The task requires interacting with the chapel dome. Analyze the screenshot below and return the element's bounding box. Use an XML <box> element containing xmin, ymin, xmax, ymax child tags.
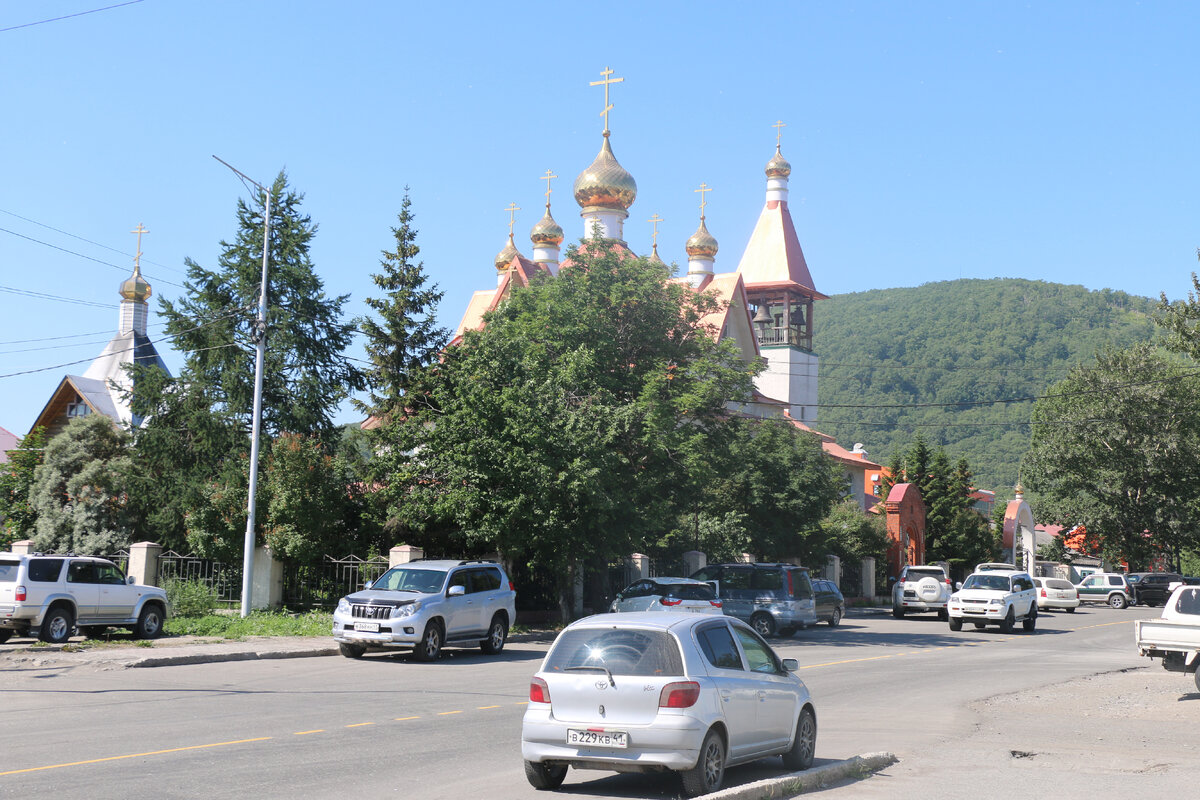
<box><xmin>530</xmin><ymin>209</ymin><xmax>564</xmax><ymax>247</ymax></box>
<box><xmin>494</xmin><ymin>234</ymin><xmax>520</xmax><ymax>271</ymax></box>
<box><xmin>685</xmin><ymin>219</ymin><xmax>719</xmax><ymax>258</ymax></box>
<box><xmin>119</xmin><ymin>267</ymin><xmax>152</xmax><ymax>302</ymax></box>
<box><xmin>574</xmin><ymin>135</ymin><xmax>637</xmax><ymax>212</ymax></box>
<box><xmin>765</xmin><ymin>147</ymin><xmax>792</xmax><ymax>179</ymax></box>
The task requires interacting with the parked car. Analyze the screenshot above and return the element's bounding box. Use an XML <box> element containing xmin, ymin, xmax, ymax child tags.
<box><xmin>1135</xmin><ymin>584</ymin><xmax>1200</xmax><ymax>692</ymax></box>
<box><xmin>610</xmin><ymin>578</ymin><xmax>722</xmax><ymax>614</ymax></box>
<box><xmin>811</xmin><ymin>579</ymin><xmax>845</xmax><ymax>626</ymax></box>
<box><xmin>0</xmin><ymin>552</ymin><xmax>169</xmax><ymax>643</ymax></box>
<box><xmin>975</xmin><ymin>562</ymin><xmax>1019</xmax><ymax>572</ymax></box>
<box><xmin>520</xmin><ymin>611</ymin><xmax>817</xmax><ymax>796</ymax></box>
<box><xmin>947</xmin><ymin>568</ymin><xmax>1038</xmax><ymax>633</ymax></box>
<box><xmin>1031</xmin><ymin>576</ymin><xmax>1080</xmax><ymax>612</ymax></box>
<box><xmin>690</xmin><ymin>562</ymin><xmax>818</xmax><ymax>637</ymax></box>
<box><xmin>332</xmin><ymin>559</ymin><xmax>516</xmax><ymax>661</ymax></box>
<box><xmin>1075</xmin><ymin>572</ymin><xmax>1133</xmax><ymax>609</ymax></box>
<box><xmin>891</xmin><ymin>564</ymin><xmax>954</xmax><ymax>619</ymax></box>
<box><xmin>1126</xmin><ymin>572</ymin><xmax>1183</xmax><ymax>607</ymax></box>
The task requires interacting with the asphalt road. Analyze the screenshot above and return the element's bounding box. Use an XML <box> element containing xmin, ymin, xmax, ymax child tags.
<box><xmin>2</xmin><ymin>604</ymin><xmax>1189</xmax><ymax>799</ymax></box>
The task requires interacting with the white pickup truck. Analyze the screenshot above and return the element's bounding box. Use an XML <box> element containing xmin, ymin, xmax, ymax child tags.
<box><xmin>1134</xmin><ymin>583</ymin><xmax>1200</xmax><ymax>692</ymax></box>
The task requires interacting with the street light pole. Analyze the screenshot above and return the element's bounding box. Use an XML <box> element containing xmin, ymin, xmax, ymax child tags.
<box><xmin>213</xmin><ymin>155</ymin><xmax>271</xmax><ymax>618</ymax></box>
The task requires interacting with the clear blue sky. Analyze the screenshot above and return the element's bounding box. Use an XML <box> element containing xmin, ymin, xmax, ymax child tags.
<box><xmin>2</xmin><ymin>0</ymin><xmax>1198</xmax><ymax>436</ymax></box>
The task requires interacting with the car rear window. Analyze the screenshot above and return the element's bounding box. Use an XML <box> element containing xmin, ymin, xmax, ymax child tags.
<box><xmin>1176</xmin><ymin>588</ymin><xmax>1200</xmax><ymax>616</ymax></box>
<box><xmin>906</xmin><ymin>569</ymin><xmax>945</xmax><ymax>582</ymax></box>
<box><xmin>544</xmin><ymin>628</ymin><xmax>685</xmax><ymax>677</ymax></box>
<box><xmin>1044</xmin><ymin>579</ymin><xmax>1074</xmax><ymax>590</ymax></box>
<box><xmin>666</xmin><ymin>584</ymin><xmax>715</xmax><ymax>601</ymax></box>
<box><xmin>0</xmin><ymin>559</ymin><xmax>20</xmax><ymax>582</ymax></box>
<box><xmin>27</xmin><ymin>558</ymin><xmax>64</xmax><ymax>582</ymax></box>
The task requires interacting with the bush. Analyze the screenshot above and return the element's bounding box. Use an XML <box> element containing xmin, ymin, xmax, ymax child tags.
<box><xmin>165</xmin><ymin>609</ymin><xmax>331</xmax><ymax>638</ymax></box>
<box><xmin>164</xmin><ymin>579</ymin><xmax>219</xmax><ymax>618</ymax></box>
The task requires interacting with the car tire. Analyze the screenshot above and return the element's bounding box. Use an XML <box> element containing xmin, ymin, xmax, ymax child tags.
<box><xmin>339</xmin><ymin>642</ymin><xmax>366</xmax><ymax>659</ymax></box>
<box><xmin>1065</xmin><ymin>607</ymin><xmax>1076</xmax><ymax>613</ymax></box>
<box><xmin>892</xmin><ymin>607</ymin><xmax>905</xmax><ymax>619</ymax></box>
<box><xmin>680</xmin><ymin>729</ymin><xmax>726</xmax><ymax>797</ymax></box>
<box><xmin>973</xmin><ymin>622</ymin><xmax>986</xmax><ymax>629</ymax></box>
<box><xmin>781</xmin><ymin>706</ymin><xmax>817</xmax><ymax>771</ymax></box>
<box><xmin>1194</xmin><ymin>667</ymin><xmax>1200</xmax><ymax>694</ymax></box>
<box><xmin>937</xmin><ymin>608</ymin><xmax>949</xmax><ymax>621</ymax></box>
<box><xmin>413</xmin><ymin>621</ymin><xmax>443</xmax><ymax>662</ymax></box>
<box><xmin>0</xmin><ymin>630</ymin><xmax>12</xmax><ymax>644</ymax></box>
<box><xmin>81</xmin><ymin>626</ymin><xmax>109</xmax><ymax>639</ymax></box>
<box><xmin>750</xmin><ymin>613</ymin><xmax>776</xmax><ymax>638</ymax></box>
<box><xmin>133</xmin><ymin>604</ymin><xmax>164</xmax><ymax>639</ymax></box>
<box><xmin>1109</xmin><ymin>593</ymin><xmax>1128</xmax><ymax>610</ymax></box>
<box><xmin>480</xmin><ymin>614</ymin><xmax>507</xmax><ymax>655</ymax></box>
<box><xmin>40</xmin><ymin>606</ymin><xmax>74</xmax><ymax>644</ymax></box>
<box><xmin>1023</xmin><ymin>607</ymin><xmax>1037</xmax><ymax>632</ymax></box>
<box><xmin>524</xmin><ymin>760</ymin><xmax>567</xmax><ymax>790</ymax></box>
<box><xmin>828</xmin><ymin>608</ymin><xmax>842</xmax><ymax>627</ymax></box>
<box><xmin>948</xmin><ymin>617</ymin><xmax>962</xmax><ymax>631</ymax></box>
<box><xmin>778</xmin><ymin>626</ymin><xmax>797</xmax><ymax>637</ymax></box>
<box><xmin>1000</xmin><ymin>607</ymin><xmax>1015</xmax><ymax>634</ymax></box>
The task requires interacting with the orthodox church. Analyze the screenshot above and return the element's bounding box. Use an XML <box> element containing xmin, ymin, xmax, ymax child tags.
<box><xmin>452</xmin><ymin>69</ymin><xmax>881</xmax><ymax>509</ymax></box>
<box><xmin>28</xmin><ymin>224</ymin><xmax>170</xmax><ymax>438</ymax></box>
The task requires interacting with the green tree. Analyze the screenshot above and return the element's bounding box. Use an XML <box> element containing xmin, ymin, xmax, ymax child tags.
<box><xmin>0</xmin><ymin>426</ymin><xmax>47</xmax><ymax>547</ymax></box>
<box><xmin>1021</xmin><ymin>343</ymin><xmax>1200</xmax><ymax>567</ymax></box>
<box><xmin>387</xmin><ymin>242</ymin><xmax>758</xmax><ymax>620</ymax></box>
<box><xmin>29</xmin><ymin>416</ymin><xmax>134</xmax><ymax>555</ymax></box>
<box><xmin>904</xmin><ymin>434</ymin><xmax>933</xmax><ymax>500</ymax></box>
<box><xmin>818</xmin><ymin>498</ymin><xmax>888</xmax><ymax>563</ymax></box>
<box><xmin>922</xmin><ymin>448</ymin><xmax>955</xmax><ymax>560</ymax></box>
<box><xmin>878</xmin><ymin>450</ymin><xmax>905</xmax><ymax>503</ymax></box>
<box><xmin>355</xmin><ymin>191</ymin><xmax>447</xmax><ymax>419</ymax></box>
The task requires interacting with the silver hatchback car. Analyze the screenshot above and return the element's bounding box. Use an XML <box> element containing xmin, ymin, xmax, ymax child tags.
<box><xmin>609</xmin><ymin>577</ymin><xmax>722</xmax><ymax>615</ymax></box>
<box><xmin>521</xmin><ymin>611</ymin><xmax>817</xmax><ymax>797</ymax></box>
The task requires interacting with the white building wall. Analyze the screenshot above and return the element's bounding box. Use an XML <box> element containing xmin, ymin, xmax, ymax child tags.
<box><xmin>755</xmin><ymin>347</ymin><xmax>819</xmax><ymax>422</ymax></box>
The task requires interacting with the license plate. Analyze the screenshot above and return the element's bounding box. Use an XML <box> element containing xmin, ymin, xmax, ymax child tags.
<box><xmin>568</xmin><ymin>729</ymin><xmax>628</xmax><ymax>749</ymax></box>
<box><xmin>354</xmin><ymin>622</ymin><xmax>380</xmax><ymax>632</ymax></box>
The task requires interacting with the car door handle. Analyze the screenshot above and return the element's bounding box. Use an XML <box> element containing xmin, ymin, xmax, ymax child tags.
<box><xmin>720</xmin><ymin>691</ymin><xmax>731</xmax><ymax>702</ymax></box>
<box><xmin>757</xmin><ymin>691</ymin><xmax>767</xmax><ymax>701</ymax></box>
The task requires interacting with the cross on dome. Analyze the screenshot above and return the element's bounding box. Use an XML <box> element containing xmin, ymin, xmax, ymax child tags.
<box><xmin>505</xmin><ymin>202</ymin><xmax>521</xmax><ymax>236</ymax></box>
<box><xmin>130</xmin><ymin>222</ymin><xmax>149</xmax><ymax>271</ymax></box>
<box><xmin>540</xmin><ymin>170</ymin><xmax>557</xmax><ymax>208</ymax></box>
<box><xmin>648</xmin><ymin>213</ymin><xmax>663</xmax><ymax>247</ymax></box>
<box><xmin>772</xmin><ymin>120</ymin><xmax>786</xmax><ymax>150</ymax></box>
<box><xmin>590</xmin><ymin>66</ymin><xmax>624</xmax><ymax>135</ymax></box>
<box><xmin>694</xmin><ymin>182</ymin><xmax>711</xmax><ymax>219</ymax></box>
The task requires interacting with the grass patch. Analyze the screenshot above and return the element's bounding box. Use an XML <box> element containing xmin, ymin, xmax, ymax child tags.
<box><xmin>164</xmin><ymin>609</ymin><xmax>332</xmax><ymax>639</ymax></box>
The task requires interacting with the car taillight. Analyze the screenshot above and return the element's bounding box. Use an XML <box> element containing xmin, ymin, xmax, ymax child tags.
<box><xmin>786</xmin><ymin>571</ymin><xmax>794</xmax><ymax>596</ymax></box>
<box><xmin>509</xmin><ymin>580</ymin><xmax>515</xmax><ymax>591</ymax></box>
<box><xmin>529</xmin><ymin>677</ymin><xmax>550</xmax><ymax>704</ymax></box>
<box><xmin>709</xmin><ymin>600</ymin><xmax>722</xmax><ymax>608</ymax></box>
<box><xmin>1040</xmin><ymin>589</ymin><xmax>1047</xmax><ymax>597</ymax></box>
<box><xmin>659</xmin><ymin>681</ymin><xmax>701</xmax><ymax>708</ymax></box>
<box><xmin>661</xmin><ymin>597</ymin><xmax>682</xmax><ymax>606</ymax></box>
<box><xmin>15</xmin><ymin>585</ymin><xmax>26</xmax><ymax>602</ymax></box>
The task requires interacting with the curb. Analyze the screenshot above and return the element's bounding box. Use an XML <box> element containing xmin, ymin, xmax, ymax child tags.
<box><xmin>706</xmin><ymin>752</ymin><xmax>898</xmax><ymax>800</ymax></box>
<box><xmin>128</xmin><ymin>646</ymin><xmax>341</xmax><ymax>668</ymax></box>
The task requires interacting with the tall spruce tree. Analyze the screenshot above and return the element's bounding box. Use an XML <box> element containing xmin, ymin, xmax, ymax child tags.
<box><xmin>0</xmin><ymin>426</ymin><xmax>47</xmax><ymax>547</ymax></box>
<box><xmin>355</xmin><ymin>191</ymin><xmax>447</xmax><ymax>419</ymax></box>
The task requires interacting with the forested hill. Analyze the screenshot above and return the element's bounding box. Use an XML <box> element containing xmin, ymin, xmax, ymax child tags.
<box><xmin>811</xmin><ymin>278</ymin><xmax>1162</xmax><ymax>494</ymax></box>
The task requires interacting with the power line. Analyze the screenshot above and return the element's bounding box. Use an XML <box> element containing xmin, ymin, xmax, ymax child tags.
<box><xmin>0</xmin><ymin>226</ymin><xmax>185</xmax><ymax>290</ymax></box>
<box><xmin>0</xmin><ymin>0</ymin><xmax>143</xmax><ymax>33</ymax></box>
<box><xmin>0</xmin><ymin>208</ymin><xmax>186</xmax><ymax>275</ymax></box>
<box><xmin>0</xmin><ymin>285</ymin><xmax>115</xmax><ymax>309</ymax></box>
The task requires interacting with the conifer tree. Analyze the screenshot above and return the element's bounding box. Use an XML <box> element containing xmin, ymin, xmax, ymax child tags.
<box><xmin>0</xmin><ymin>426</ymin><xmax>46</xmax><ymax>546</ymax></box>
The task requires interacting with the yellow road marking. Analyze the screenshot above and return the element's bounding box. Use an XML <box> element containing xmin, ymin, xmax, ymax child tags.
<box><xmin>514</xmin><ymin>701</ymin><xmax>529</xmax><ymax>705</ymax></box>
<box><xmin>345</xmin><ymin>722</ymin><xmax>375</xmax><ymax>728</ymax></box>
<box><xmin>394</xmin><ymin>716</ymin><xmax>420</xmax><ymax>721</ymax></box>
<box><xmin>0</xmin><ymin>737</ymin><xmax>272</xmax><ymax>776</ymax></box>
<box><xmin>437</xmin><ymin>710</ymin><xmax>463</xmax><ymax>716</ymax></box>
<box><xmin>293</xmin><ymin>730</ymin><xmax>324</xmax><ymax>735</ymax></box>
<box><xmin>477</xmin><ymin>705</ymin><xmax>500</xmax><ymax>710</ymax></box>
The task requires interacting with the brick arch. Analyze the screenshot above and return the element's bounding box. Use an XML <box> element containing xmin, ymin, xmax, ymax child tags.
<box><xmin>885</xmin><ymin>483</ymin><xmax>925</xmax><ymax>579</ymax></box>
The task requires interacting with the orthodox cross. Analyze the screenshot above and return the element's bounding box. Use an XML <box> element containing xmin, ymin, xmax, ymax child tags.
<box><xmin>130</xmin><ymin>222</ymin><xmax>149</xmax><ymax>271</ymax></box>
<box><xmin>590</xmin><ymin>66</ymin><xmax>624</xmax><ymax>133</ymax></box>
<box><xmin>505</xmin><ymin>202</ymin><xmax>520</xmax><ymax>236</ymax></box>
<box><xmin>648</xmin><ymin>213</ymin><xmax>663</xmax><ymax>249</ymax></box>
<box><xmin>772</xmin><ymin>120</ymin><xmax>786</xmax><ymax>149</ymax></box>
<box><xmin>540</xmin><ymin>169</ymin><xmax>557</xmax><ymax>207</ymax></box>
<box><xmin>694</xmin><ymin>183</ymin><xmax>711</xmax><ymax>218</ymax></box>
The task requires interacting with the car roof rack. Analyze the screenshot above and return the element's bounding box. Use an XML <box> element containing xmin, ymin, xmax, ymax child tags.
<box><xmin>457</xmin><ymin>559</ymin><xmax>497</xmax><ymax>566</ymax></box>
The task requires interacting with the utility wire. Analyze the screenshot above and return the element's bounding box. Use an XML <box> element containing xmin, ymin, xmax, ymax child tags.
<box><xmin>0</xmin><ymin>1</ymin><xmax>144</xmax><ymax>33</ymax></box>
<box><xmin>0</xmin><ymin>207</ymin><xmax>186</xmax><ymax>275</ymax></box>
<box><xmin>0</xmin><ymin>226</ymin><xmax>186</xmax><ymax>290</ymax></box>
<box><xmin>0</xmin><ymin>285</ymin><xmax>114</xmax><ymax>309</ymax></box>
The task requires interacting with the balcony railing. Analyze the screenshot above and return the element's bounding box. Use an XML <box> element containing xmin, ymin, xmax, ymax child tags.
<box><xmin>755</xmin><ymin>326</ymin><xmax>811</xmax><ymax>350</ymax></box>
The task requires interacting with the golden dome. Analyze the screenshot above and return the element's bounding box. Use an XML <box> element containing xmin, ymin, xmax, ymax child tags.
<box><xmin>530</xmin><ymin>207</ymin><xmax>564</xmax><ymax>247</ymax></box>
<box><xmin>494</xmin><ymin>234</ymin><xmax>521</xmax><ymax>271</ymax></box>
<box><xmin>649</xmin><ymin>243</ymin><xmax>664</xmax><ymax>263</ymax></box>
<box><xmin>686</xmin><ymin>218</ymin><xmax>718</xmax><ymax>258</ymax></box>
<box><xmin>574</xmin><ymin>134</ymin><xmax>637</xmax><ymax>212</ymax></box>
<box><xmin>119</xmin><ymin>265</ymin><xmax>152</xmax><ymax>302</ymax></box>
<box><xmin>765</xmin><ymin>146</ymin><xmax>792</xmax><ymax>179</ymax></box>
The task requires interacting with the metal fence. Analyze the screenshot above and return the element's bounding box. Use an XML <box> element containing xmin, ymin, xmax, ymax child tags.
<box><xmin>282</xmin><ymin>554</ymin><xmax>390</xmax><ymax>610</ymax></box>
<box><xmin>156</xmin><ymin>551</ymin><xmax>242</xmax><ymax>606</ymax></box>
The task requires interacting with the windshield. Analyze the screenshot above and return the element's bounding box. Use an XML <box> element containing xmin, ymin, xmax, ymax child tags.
<box><xmin>963</xmin><ymin>574</ymin><xmax>1011</xmax><ymax>592</ymax></box>
<box><xmin>544</xmin><ymin>628</ymin><xmax>684</xmax><ymax>677</ymax></box>
<box><xmin>370</xmin><ymin>567</ymin><xmax>447</xmax><ymax>593</ymax></box>
<box><xmin>666</xmin><ymin>584</ymin><xmax>715</xmax><ymax>601</ymax></box>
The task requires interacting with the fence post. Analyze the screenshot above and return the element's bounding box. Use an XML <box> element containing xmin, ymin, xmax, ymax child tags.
<box><xmin>7</xmin><ymin>540</ymin><xmax>34</xmax><ymax>554</ymax></box>
<box><xmin>683</xmin><ymin>550</ymin><xmax>706</xmax><ymax>576</ymax></box>
<box><xmin>127</xmin><ymin>542</ymin><xmax>163</xmax><ymax>586</ymax></box>
<box><xmin>738</xmin><ymin>553</ymin><xmax>756</xmax><ymax>563</ymax></box>
<box><xmin>626</xmin><ymin>553</ymin><xmax>650</xmax><ymax>580</ymax></box>
<box><xmin>390</xmin><ymin>544</ymin><xmax>424</xmax><ymax>567</ymax></box>
<box><xmin>251</xmin><ymin>546</ymin><xmax>284</xmax><ymax>610</ymax></box>
<box><xmin>861</xmin><ymin>557</ymin><xmax>876</xmax><ymax>601</ymax></box>
<box><xmin>825</xmin><ymin>554</ymin><xmax>841</xmax><ymax>586</ymax></box>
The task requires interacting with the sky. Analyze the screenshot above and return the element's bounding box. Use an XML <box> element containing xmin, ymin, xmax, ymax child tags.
<box><xmin>2</xmin><ymin>0</ymin><xmax>1198</xmax><ymax>437</ymax></box>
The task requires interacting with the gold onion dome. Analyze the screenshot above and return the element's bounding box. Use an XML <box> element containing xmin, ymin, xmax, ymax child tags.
<box><xmin>686</xmin><ymin>218</ymin><xmax>719</xmax><ymax>258</ymax></box>
<box><xmin>574</xmin><ymin>135</ymin><xmax>637</xmax><ymax>211</ymax></box>
<box><xmin>530</xmin><ymin>208</ymin><xmax>564</xmax><ymax>247</ymax></box>
<box><xmin>494</xmin><ymin>234</ymin><xmax>521</xmax><ymax>270</ymax></box>
<box><xmin>765</xmin><ymin>146</ymin><xmax>792</xmax><ymax>179</ymax></box>
<box><xmin>119</xmin><ymin>266</ymin><xmax>152</xmax><ymax>302</ymax></box>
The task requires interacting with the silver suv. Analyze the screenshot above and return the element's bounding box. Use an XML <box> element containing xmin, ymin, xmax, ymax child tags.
<box><xmin>947</xmin><ymin>568</ymin><xmax>1038</xmax><ymax>633</ymax></box>
<box><xmin>333</xmin><ymin>559</ymin><xmax>517</xmax><ymax>661</ymax></box>
<box><xmin>0</xmin><ymin>553</ymin><xmax>169</xmax><ymax>643</ymax></box>
<box><xmin>891</xmin><ymin>565</ymin><xmax>953</xmax><ymax>619</ymax></box>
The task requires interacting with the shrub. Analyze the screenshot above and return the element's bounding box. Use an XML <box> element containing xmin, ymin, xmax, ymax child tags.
<box><xmin>164</xmin><ymin>578</ymin><xmax>219</xmax><ymax>618</ymax></box>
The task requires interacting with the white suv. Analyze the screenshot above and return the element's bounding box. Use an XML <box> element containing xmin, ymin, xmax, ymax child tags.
<box><xmin>333</xmin><ymin>559</ymin><xmax>517</xmax><ymax>661</ymax></box>
<box><xmin>891</xmin><ymin>565</ymin><xmax>954</xmax><ymax>619</ymax></box>
<box><xmin>947</xmin><ymin>568</ymin><xmax>1037</xmax><ymax>633</ymax></box>
<box><xmin>0</xmin><ymin>553</ymin><xmax>170</xmax><ymax>643</ymax></box>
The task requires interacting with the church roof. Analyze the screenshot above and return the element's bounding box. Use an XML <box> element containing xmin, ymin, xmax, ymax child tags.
<box><xmin>734</xmin><ymin>199</ymin><xmax>827</xmax><ymax>298</ymax></box>
<box><xmin>453</xmin><ymin>255</ymin><xmax>551</xmax><ymax>342</ymax></box>
<box><xmin>0</xmin><ymin>425</ymin><xmax>18</xmax><ymax>463</ymax></box>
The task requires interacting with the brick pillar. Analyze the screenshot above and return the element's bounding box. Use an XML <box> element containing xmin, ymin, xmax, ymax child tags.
<box><xmin>390</xmin><ymin>544</ymin><xmax>424</xmax><ymax>567</ymax></box>
<box><xmin>825</xmin><ymin>555</ymin><xmax>841</xmax><ymax>586</ymax></box>
<box><xmin>127</xmin><ymin>541</ymin><xmax>162</xmax><ymax>586</ymax></box>
<box><xmin>861</xmin><ymin>557</ymin><xmax>876</xmax><ymax>601</ymax></box>
<box><xmin>250</xmin><ymin>546</ymin><xmax>284</xmax><ymax>610</ymax></box>
<box><xmin>8</xmin><ymin>539</ymin><xmax>34</xmax><ymax>554</ymax></box>
<box><xmin>683</xmin><ymin>550</ymin><xmax>706</xmax><ymax>576</ymax></box>
<box><xmin>626</xmin><ymin>553</ymin><xmax>650</xmax><ymax>580</ymax></box>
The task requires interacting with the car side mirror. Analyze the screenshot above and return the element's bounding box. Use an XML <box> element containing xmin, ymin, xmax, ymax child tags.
<box><xmin>364</xmin><ymin>579</ymin><xmax>374</xmax><ymax>590</ymax></box>
<box><xmin>955</xmin><ymin>582</ymin><xmax>962</xmax><ymax>590</ymax></box>
<box><xmin>126</xmin><ymin>575</ymin><xmax>135</xmax><ymax>585</ymax></box>
<box><xmin>448</xmin><ymin>585</ymin><xmax>466</xmax><ymax>597</ymax></box>
<box><xmin>781</xmin><ymin>658</ymin><xmax>799</xmax><ymax>672</ymax></box>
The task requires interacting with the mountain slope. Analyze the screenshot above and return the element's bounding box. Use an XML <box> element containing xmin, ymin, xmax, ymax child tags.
<box><xmin>812</xmin><ymin>278</ymin><xmax>1161</xmax><ymax>493</ymax></box>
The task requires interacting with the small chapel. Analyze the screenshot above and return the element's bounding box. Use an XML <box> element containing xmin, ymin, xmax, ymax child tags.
<box><xmin>451</xmin><ymin>68</ymin><xmax>881</xmax><ymax>509</ymax></box>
